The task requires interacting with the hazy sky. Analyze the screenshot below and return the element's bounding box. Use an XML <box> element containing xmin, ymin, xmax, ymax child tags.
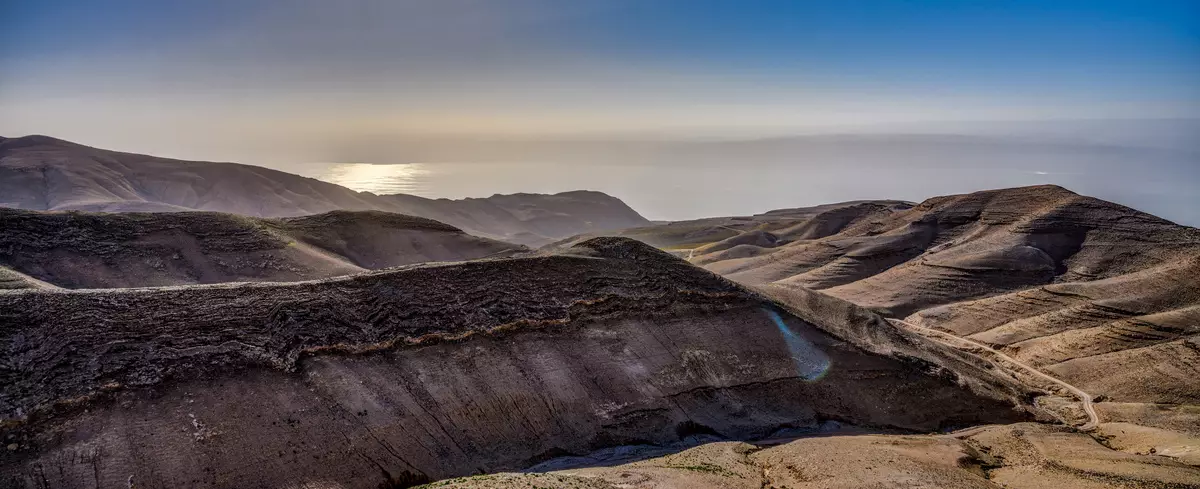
<box><xmin>2</xmin><ymin>0</ymin><xmax>1199</xmax><ymax>159</ymax></box>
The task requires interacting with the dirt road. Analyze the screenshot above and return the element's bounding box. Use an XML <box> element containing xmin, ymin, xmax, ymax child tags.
<box><xmin>888</xmin><ymin>318</ymin><xmax>1098</xmax><ymax>431</ymax></box>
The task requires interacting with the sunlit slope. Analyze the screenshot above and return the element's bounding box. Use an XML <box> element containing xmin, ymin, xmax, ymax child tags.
<box><xmin>701</xmin><ymin>185</ymin><xmax>1199</xmax><ymax>317</ymax></box>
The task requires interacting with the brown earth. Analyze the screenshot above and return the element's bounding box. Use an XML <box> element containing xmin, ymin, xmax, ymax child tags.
<box><xmin>0</xmin><ymin>238</ymin><xmax>1035</xmax><ymax>489</ymax></box>
<box><xmin>546</xmin><ymin>200</ymin><xmax>912</xmax><ymax>253</ymax></box>
<box><xmin>421</xmin><ymin>423</ymin><xmax>1200</xmax><ymax>489</ymax></box>
<box><xmin>0</xmin><ymin>208</ymin><xmax>524</xmax><ymax>288</ymax></box>
<box><xmin>0</xmin><ymin>135</ymin><xmax>650</xmax><ymax>246</ymax></box>
<box><xmin>548</xmin><ymin>184</ymin><xmax>1200</xmax><ymax>476</ymax></box>
<box><xmin>695</xmin><ymin>185</ymin><xmax>1199</xmax><ymax>316</ymax></box>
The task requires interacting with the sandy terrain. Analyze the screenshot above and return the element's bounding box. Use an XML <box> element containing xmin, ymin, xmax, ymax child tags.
<box><xmin>423</xmin><ymin>423</ymin><xmax>1200</xmax><ymax>488</ymax></box>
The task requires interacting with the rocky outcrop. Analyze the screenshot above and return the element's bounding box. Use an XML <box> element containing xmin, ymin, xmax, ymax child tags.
<box><xmin>0</xmin><ymin>238</ymin><xmax>1031</xmax><ymax>489</ymax></box>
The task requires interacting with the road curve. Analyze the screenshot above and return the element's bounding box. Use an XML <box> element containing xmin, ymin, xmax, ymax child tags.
<box><xmin>888</xmin><ymin>318</ymin><xmax>1099</xmax><ymax>431</ymax></box>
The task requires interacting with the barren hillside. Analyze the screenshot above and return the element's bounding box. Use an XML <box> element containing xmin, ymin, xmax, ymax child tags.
<box><xmin>698</xmin><ymin>185</ymin><xmax>1200</xmax><ymax>315</ymax></box>
<box><xmin>679</xmin><ymin>185</ymin><xmax>1200</xmax><ymax>457</ymax></box>
<box><xmin>0</xmin><ymin>238</ymin><xmax>1033</xmax><ymax>489</ymax></box>
<box><xmin>428</xmin><ymin>423</ymin><xmax>1200</xmax><ymax>489</ymax></box>
<box><xmin>0</xmin><ymin>208</ymin><xmax>523</xmax><ymax>288</ymax></box>
<box><xmin>546</xmin><ymin>200</ymin><xmax>912</xmax><ymax>253</ymax></box>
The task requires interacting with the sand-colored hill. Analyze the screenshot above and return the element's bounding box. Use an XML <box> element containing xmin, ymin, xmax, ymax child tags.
<box><xmin>546</xmin><ymin>200</ymin><xmax>912</xmax><ymax>253</ymax></box>
<box><xmin>701</xmin><ymin>185</ymin><xmax>1200</xmax><ymax>317</ymax></box>
<box><xmin>0</xmin><ymin>207</ymin><xmax>523</xmax><ymax>288</ymax></box>
<box><xmin>0</xmin><ymin>238</ymin><xmax>1036</xmax><ymax>488</ymax></box>
<box><xmin>419</xmin><ymin>423</ymin><xmax>1200</xmax><ymax>488</ymax></box>
<box><xmin>907</xmin><ymin>255</ymin><xmax>1200</xmax><ymax>439</ymax></box>
<box><xmin>0</xmin><ymin>135</ymin><xmax>650</xmax><ymax>246</ymax></box>
<box><xmin>666</xmin><ymin>185</ymin><xmax>1200</xmax><ymax>471</ymax></box>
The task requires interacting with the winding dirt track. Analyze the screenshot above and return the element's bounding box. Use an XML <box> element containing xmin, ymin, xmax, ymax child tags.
<box><xmin>888</xmin><ymin>318</ymin><xmax>1098</xmax><ymax>431</ymax></box>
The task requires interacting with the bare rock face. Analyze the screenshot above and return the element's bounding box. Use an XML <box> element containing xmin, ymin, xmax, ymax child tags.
<box><xmin>0</xmin><ymin>135</ymin><xmax>651</xmax><ymax>246</ymax></box>
<box><xmin>0</xmin><ymin>208</ymin><xmax>524</xmax><ymax>288</ymax></box>
<box><xmin>0</xmin><ymin>238</ymin><xmax>1030</xmax><ymax>489</ymax></box>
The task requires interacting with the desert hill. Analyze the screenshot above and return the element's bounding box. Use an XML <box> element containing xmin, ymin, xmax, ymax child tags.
<box><xmin>552</xmin><ymin>185</ymin><xmax>1200</xmax><ymax>454</ymax></box>
<box><xmin>0</xmin><ymin>135</ymin><xmax>650</xmax><ymax>246</ymax></box>
<box><xmin>908</xmin><ymin>255</ymin><xmax>1200</xmax><ymax>437</ymax></box>
<box><xmin>0</xmin><ymin>238</ymin><xmax>1034</xmax><ymax>488</ymax></box>
<box><xmin>546</xmin><ymin>199</ymin><xmax>912</xmax><ymax>253</ymax></box>
<box><xmin>426</xmin><ymin>423</ymin><xmax>1200</xmax><ymax>488</ymax></box>
<box><xmin>0</xmin><ymin>207</ymin><xmax>523</xmax><ymax>288</ymax></box>
<box><xmin>697</xmin><ymin>185</ymin><xmax>1200</xmax><ymax>316</ymax></box>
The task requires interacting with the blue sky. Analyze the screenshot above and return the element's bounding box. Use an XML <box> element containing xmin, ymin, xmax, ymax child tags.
<box><xmin>2</xmin><ymin>0</ymin><xmax>1198</xmax><ymax>148</ymax></box>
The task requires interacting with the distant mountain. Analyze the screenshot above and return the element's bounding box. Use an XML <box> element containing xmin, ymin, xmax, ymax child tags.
<box><xmin>0</xmin><ymin>208</ymin><xmax>524</xmax><ymax>288</ymax></box>
<box><xmin>546</xmin><ymin>199</ymin><xmax>914</xmax><ymax>251</ymax></box>
<box><xmin>0</xmin><ymin>135</ymin><xmax>650</xmax><ymax>246</ymax></box>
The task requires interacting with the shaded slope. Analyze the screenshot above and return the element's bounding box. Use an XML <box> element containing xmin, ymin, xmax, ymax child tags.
<box><xmin>0</xmin><ymin>207</ymin><xmax>523</xmax><ymax>288</ymax></box>
<box><xmin>0</xmin><ymin>135</ymin><xmax>650</xmax><ymax>246</ymax></box>
<box><xmin>0</xmin><ymin>238</ymin><xmax>1031</xmax><ymax>489</ymax></box>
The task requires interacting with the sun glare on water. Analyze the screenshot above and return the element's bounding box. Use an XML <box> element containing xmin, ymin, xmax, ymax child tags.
<box><xmin>320</xmin><ymin>162</ymin><xmax>430</xmax><ymax>196</ymax></box>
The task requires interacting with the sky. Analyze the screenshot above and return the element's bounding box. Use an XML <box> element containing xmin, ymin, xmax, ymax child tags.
<box><xmin>2</xmin><ymin>0</ymin><xmax>1198</xmax><ymax>152</ymax></box>
<box><xmin>1</xmin><ymin>1</ymin><xmax>1198</xmax><ymax>223</ymax></box>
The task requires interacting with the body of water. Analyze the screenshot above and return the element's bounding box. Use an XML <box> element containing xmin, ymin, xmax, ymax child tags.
<box><xmin>270</xmin><ymin>141</ymin><xmax>1199</xmax><ymax>225</ymax></box>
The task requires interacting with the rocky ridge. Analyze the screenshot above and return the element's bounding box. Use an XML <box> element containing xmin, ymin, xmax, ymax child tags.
<box><xmin>0</xmin><ymin>238</ymin><xmax>1032</xmax><ymax>488</ymax></box>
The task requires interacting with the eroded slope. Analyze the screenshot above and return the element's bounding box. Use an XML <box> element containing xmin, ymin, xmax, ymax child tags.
<box><xmin>430</xmin><ymin>423</ymin><xmax>1200</xmax><ymax>489</ymax></box>
<box><xmin>0</xmin><ymin>238</ymin><xmax>1031</xmax><ymax>489</ymax></box>
<box><xmin>0</xmin><ymin>208</ymin><xmax>524</xmax><ymax>288</ymax></box>
<box><xmin>698</xmin><ymin>185</ymin><xmax>1200</xmax><ymax>316</ymax></box>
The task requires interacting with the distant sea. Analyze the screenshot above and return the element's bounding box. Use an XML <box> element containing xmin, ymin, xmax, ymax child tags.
<box><xmin>272</xmin><ymin>140</ymin><xmax>1199</xmax><ymax>225</ymax></box>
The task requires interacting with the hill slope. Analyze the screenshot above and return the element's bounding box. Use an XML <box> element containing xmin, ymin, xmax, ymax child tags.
<box><xmin>700</xmin><ymin>185</ymin><xmax>1200</xmax><ymax>315</ymax></box>
<box><xmin>546</xmin><ymin>200</ymin><xmax>913</xmax><ymax>253</ymax></box>
<box><xmin>0</xmin><ymin>208</ymin><xmax>523</xmax><ymax>288</ymax></box>
<box><xmin>0</xmin><ymin>238</ymin><xmax>1032</xmax><ymax>488</ymax></box>
<box><xmin>683</xmin><ymin>185</ymin><xmax>1200</xmax><ymax>442</ymax></box>
<box><xmin>0</xmin><ymin>135</ymin><xmax>650</xmax><ymax>246</ymax></box>
<box><xmin>428</xmin><ymin>423</ymin><xmax>1200</xmax><ymax>489</ymax></box>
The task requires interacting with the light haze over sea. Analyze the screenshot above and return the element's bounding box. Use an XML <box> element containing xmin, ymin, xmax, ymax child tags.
<box><xmin>269</xmin><ymin>119</ymin><xmax>1200</xmax><ymax>225</ymax></box>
